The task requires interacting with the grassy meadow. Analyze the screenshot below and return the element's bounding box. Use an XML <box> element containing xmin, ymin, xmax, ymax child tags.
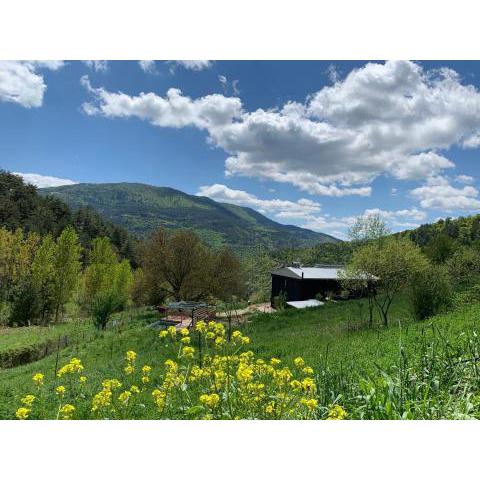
<box><xmin>2</xmin><ymin>294</ymin><xmax>480</xmax><ymax>419</ymax></box>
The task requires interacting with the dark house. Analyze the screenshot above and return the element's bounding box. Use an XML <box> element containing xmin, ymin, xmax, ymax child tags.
<box><xmin>270</xmin><ymin>264</ymin><xmax>368</xmax><ymax>306</ymax></box>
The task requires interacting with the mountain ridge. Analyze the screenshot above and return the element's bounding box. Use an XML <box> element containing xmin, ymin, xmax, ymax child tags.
<box><xmin>41</xmin><ymin>182</ymin><xmax>339</xmax><ymax>250</ymax></box>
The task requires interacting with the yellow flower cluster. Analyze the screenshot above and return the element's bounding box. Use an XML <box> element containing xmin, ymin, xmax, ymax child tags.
<box><xmin>327</xmin><ymin>404</ymin><xmax>348</xmax><ymax>420</ymax></box>
<box><xmin>32</xmin><ymin>373</ymin><xmax>44</xmax><ymax>386</ymax></box>
<box><xmin>15</xmin><ymin>321</ymin><xmax>324</xmax><ymax>420</ymax></box>
<box><xmin>91</xmin><ymin>379</ymin><xmax>122</xmax><ymax>413</ymax></box>
<box><xmin>199</xmin><ymin>393</ymin><xmax>220</xmax><ymax>409</ymax></box>
<box><xmin>16</xmin><ymin>407</ymin><xmax>30</xmax><ymax>419</ymax></box>
<box><xmin>56</xmin><ymin>385</ymin><xmax>66</xmax><ymax>396</ymax></box>
<box><xmin>124</xmin><ymin>350</ymin><xmax>137</xmax><ymax>375</ymax></box>
<box><xmin>59</xmin><ymin>404</ymin><xmax>75</xmax><ymax>420</ymax></box>
<box><xmin>57</xmin><ymin>357</ymin><xmax>84</xmax><ymax>377</ymax></box>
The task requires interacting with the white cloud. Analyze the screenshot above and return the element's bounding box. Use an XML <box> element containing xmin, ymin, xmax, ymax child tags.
<box><xmin>139</xmin><ymin>60</ymin><xmax>156</xmax><ymax>73</ymax></box>
<box><xmin>455</xmin><ymin>174</ymin><xmax>475</xmax><ymax>184</ymax></box>
<box><xmin>83</xmin><ymin>61</ymin><xmax>108</xmax><ymax>72</ymax></box>
<box><xmin>197</xmin><ymin>183</ymin><xmax>426</xmax><ymax>237</ymax></box>
<box><xmin>169</xmin><ymin>60</ymin><xmax>213</xmax><ymax>72</ymax></box>
<box><xmin>197</xmin><ymin>183</ymin><xmax>321</xmax><ymax>218</ymax></box>
<box><xmin>81</xmin><ymin>75</ymin><xmax>242</xmax><ymax>130</ymax></box>
<box><xmin>0</xmin><ymin>61</ymin><xmax>64</xmax><ymax>108</ymax></box>
<box><xmin>410</xmin><ymin>176</ymin><xmax>480</xmax><ymax>211</ymax></box>
<box><xmin>14</xmin><ymin>172</ymin><xmax>78</xmax><ymax>188</ymax></box>
<box><xmin>81</xmin><ymin>61</ymin><xmax>480</xmax><ymax>199</ymax></box>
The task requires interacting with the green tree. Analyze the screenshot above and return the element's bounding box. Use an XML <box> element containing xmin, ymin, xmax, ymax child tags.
<box><xmin>445</xmin><ymin>246</ymin><xmax>480</xmax><ymax>287</ymax></box>
<box><xmin>347</xmin><ymin>237</ymin><xmax>429</xmax><ymax>326</ymax></box>
<box><xmin>31</xmin><ymin>235</ymin><xmax>57</xmax><ymax>324</ymax></box>
<box><xmin>347</xmin><ymin>213</ymin><xmax>391</xmax><ymax>243</ymax></box>
<box><xmin>409</xmin><ymin>263</ymin><xmax>452</xmax><ymax>320</ymax></box>
<box><xmin>424</xmin><ymin>233</ymin><xmax>457</xmax><ymax>263</ymax></box>
<box><xmin>52</xmin><ymin>226</ymin><xmax>82</xmax><ymax>322</ymax></box>
<box><xmin>83</xmin><ymin>237</ymin><xmax>133</xmax><ymax>329</ymax></box>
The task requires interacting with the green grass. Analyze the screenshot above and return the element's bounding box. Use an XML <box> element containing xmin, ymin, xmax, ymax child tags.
<box><xmin>1</xmin><ymin>295</ymin><xmax>480</xmax><ymax>419</ymax></box>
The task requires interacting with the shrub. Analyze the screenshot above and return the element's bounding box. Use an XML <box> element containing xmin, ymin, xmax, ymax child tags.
<box><xmin>409</xmin><ymin>264</ymin><xmax>452</xmax><ymax>320</ymax></box>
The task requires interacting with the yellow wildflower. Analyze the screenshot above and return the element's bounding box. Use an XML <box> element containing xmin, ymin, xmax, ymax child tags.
<box><xmin>164</xmin><ymin>359</ymin><xmax>178</xmax><ymax>372</ymax></box>
<box><xmin>195</xmin><ymin>320</ymin><xmax>206</xmax><ymax>333</ymax></box>
<box><xmin>302</xmin><ymin>366</ymin><xmax>314</xmax><ymax>375</ymax></box>
<box><xmin>56</xmin><ymin>385</ymin><xmax>66</xmax><ymax>396</ymax></box>
<box><xmin>301</xmin><ymin>377</ymin><xmax>316</xmax><ymax>393</ymax></box>
<box><xmin>300</xmin><ymin>398</ymin><xmax>318</xmax><ymax>411</ymax></box>
<box><xmin>79</xmin><ymin>376</ymin><xmax>87</xmax><ymax>384</ymax></box>
<box><xmin>21</xmin><ymin>394</ymin><xmax>36</xmax><ymax>406</ymax></box>
<box><xmin>102</xmin><ymin>379</ymin><xmax>122</xmax><ymax>390</ymax></box>
<box><xmin>294</xmin><ymin>357</ymin><xmax>305</xmax><ymax>368</ymax></box>
<box><xmin>32</xmin><ymin>373</ymin><xmax>44</xmax><ymax>386</ymax></box>
<box><xmin>125</xmin><ymin>350</ymin><xmax>137</xmax><ymax>362</ymax></box>
<box><xmin>91</xmin><ymin>389</ymin><xmax>112</xmax><ymax>412</ymax></box>
<box><xmin>118</xmin><ymin>390</ymin><xmax>132</xmax><ymax>405</ymax></box>
<box><xmin>214</xmin><ymin>336</ymin><xmax>226</xmax><ymax>347</ymax></box>
<box><xmin>237</xmin><ymin>363</ymin><xmax>254</xmax><ymax>383</ymax></box>
<box><xmin>199</xmin><ymin>393</ymin><xmax>220</xmax><ymax>408</ymax></box>
<box><xmin>142</xmin><ymin>365</ymin><xmax>152</xmax><ymax>374</ymax></box>
<box><xmin>57</xmin><ymin>357</ymin><xmax>84</xmax><ymax>377</ymax></box>
<box><xmin>59</xmin><ymin>404</ymin><xmax>75</xmax><ymax>420</ymax></box>
<box><xmin>182</xmin><ymin>346</ymin><xmax>195</xmax><ymax>359</ymax></box>
<box><xmin>181</xmin><ymin>336</ymin><xmax>191</xmax><ymax>344</ymax></box>
<box><xmin>141</xmin><ymin>376</ymin><xmax>150</xmax><ymax>384</ymax></box>
<box><xmin>327</xmin><ymin>404</ymin><xmax>348</xmax><ymax>420</ymax></box>
<box><xmin>180</xmin><ymin>328</ymin><xmax>189</xmax><ymax>336</ymax></box>
<box><xmin>130</xmin><ymin>385</ymin><xmax>140</xmax><ymax>394</ymax></box>
<box><xmin>16</xmin><ymin>407</ymin><xmax>30</xmax><ymax>420</ymax></box>
<box><xmin>124</xmin><ymin>365</ymin><xmax>135</xmax><ymax>375</ymax></box>
<box><xmin>167</xmin><ymin>326</ymin><xmax>177</xmax><ymax>338</ymax></box>
<box><xmin>159</xmin><ymin>330</ymin><xmax>168</xmax><ymax>339</ymax></box>
<box><xmin>152</xmin><ymin>389</ymin><xmax>166</xmax><ymax>410</ymax></box>
<box><xmin>270</xmin><ymin>358</ymin><xmax>282</xmax><ymax>366</ymax></box>
<box><xmin>265</xmin><ymin>402</ymin><xmax>275</xmax><ymax>415</ymax></box>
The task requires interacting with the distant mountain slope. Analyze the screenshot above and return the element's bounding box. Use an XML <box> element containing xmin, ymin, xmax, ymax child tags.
<box><xmin>42</xmin><ymin>182</ymin><xmax>339</xmax><ymax>250</ymax></box>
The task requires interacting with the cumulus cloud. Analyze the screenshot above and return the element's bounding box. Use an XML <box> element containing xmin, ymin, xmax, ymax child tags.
<box><xmin>168</xmin><ymin>60</ymin><xmax>213</xmax><ymax>73</ymax></box>
<box><xmin>197</xmin><ymin>183</ymin><xmax>426</xmax><ymax>236</ymax></box>
<box><xmin>81</xmin><ymin>61</ymin><xmax>480</xmax><ymax>199</ymax></box>
<box><xmin>197</xmin><ymin>183</ymin><xmax>321</xmax><ymax>217</ymax></box>
<box><xmin>410</xmin><ymin>176</ymin><xmax>480</xmax><ymax>211</ymax></box>
<box><xmin>81</xmin><ymin>75</ymin><xmax>242</xmax><ymax>130</ymax></box>
<box><xmin>83</xmin><ymin>60</ymin><xmax>108</xmax><ymax>72</ymax></box>
<box><xmin>0</xmin><ymin>61</ymin><xmax>64</xmax><ymax>108</ymax></box>
<box><xmin>14</xmin><ymin>172</ymin><xmax>78</xmax><ymax>188</ymax></box>
<box><xmin>138</xmin><ymin>60</ymin><xmax>156</xmax><ymax>73</ymax></box>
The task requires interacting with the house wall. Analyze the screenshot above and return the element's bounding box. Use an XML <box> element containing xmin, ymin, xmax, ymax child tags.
<box><xmin>270</xmin><ymin>275</ymin><xmax>344</xmax><ymax>306</ymax></box>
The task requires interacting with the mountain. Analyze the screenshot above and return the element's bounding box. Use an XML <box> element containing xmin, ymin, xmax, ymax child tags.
<box><xmin>41</xmin><ymin>182</ymin><xmax>339</xmax><ymax>250</ymax></box>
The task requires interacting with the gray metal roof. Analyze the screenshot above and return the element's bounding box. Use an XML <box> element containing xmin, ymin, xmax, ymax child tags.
<box><xmin>272</xmin><ymin>265</ymin><xmax>364</xmax><ymax>280</ymax></box>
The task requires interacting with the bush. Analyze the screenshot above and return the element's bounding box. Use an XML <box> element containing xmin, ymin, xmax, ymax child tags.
<box><xmin>409</xmin><ymin>264</ymin><xmax>452</xmax><ymax>320</ymax></box>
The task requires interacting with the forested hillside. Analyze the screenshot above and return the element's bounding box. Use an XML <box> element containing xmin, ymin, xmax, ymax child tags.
<box><xmin>42</xmin><ymin>182</ymin><xmax>339</xmax><ymax>250</ymax></box>
<box><xmin>0</xmin><ymin>171</ymin><xmax>136</xmax><ymax>262</ymax></box>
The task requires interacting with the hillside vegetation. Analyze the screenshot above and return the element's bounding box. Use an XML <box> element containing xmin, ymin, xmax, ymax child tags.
<box><xmin>0</xmin><ymin>171</ymin><xmax>136</xmax><ymax>262</ymax></box>
<box><xmin>42</xmin><ymin>182</ymin><xmax>338</xmax><ymax>250</ymax></box>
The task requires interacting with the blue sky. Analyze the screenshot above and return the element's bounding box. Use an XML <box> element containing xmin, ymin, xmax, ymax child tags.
<box><xmin>2</xmin><ymin>60</ymin><xmax>480</xmax><ymax>238</ymax></box>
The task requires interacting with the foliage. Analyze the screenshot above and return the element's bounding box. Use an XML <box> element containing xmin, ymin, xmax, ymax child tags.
<box><xmin>347</xmin><ymin>237</ymin><xmax>429</xmax><ymax>326</ymax></box>
<box><xmin>445</xmin><ymin>246</ymin><xmax>480</xmax><ymax>287</ymax></box>
<box><xmin>82</xmin><ymin>238</ymin><xmax>133</xmax><ymax>329</ymax></box>
<box><xmin>0</xmin><ymin>171</ymin><xmax>137</xmax><ymax>263</ymax></box>
<box><xmin>347</xmin><ymin>213</ymin><xmax>391</xmax><ymax>243</ymax></box>
<box><xmin>423</xmin><ymin>233</ymin><xmax>457</xmax><ymax>263</ymax></box>
<box><xmin>409</xmin><ymin>263</ymin><xmax>452</xmax><ymax>320</ymax></box>
<box><xmin>139</xmin><ymin>229</ymin><xmax>244</xmax><ymax>303</ymax></box>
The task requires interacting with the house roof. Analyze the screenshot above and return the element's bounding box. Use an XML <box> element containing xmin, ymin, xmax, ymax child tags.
<box><xmin>272</xmin><ymin>265</ymin><xmax>367</xmax><ymax>280</ymax></box>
